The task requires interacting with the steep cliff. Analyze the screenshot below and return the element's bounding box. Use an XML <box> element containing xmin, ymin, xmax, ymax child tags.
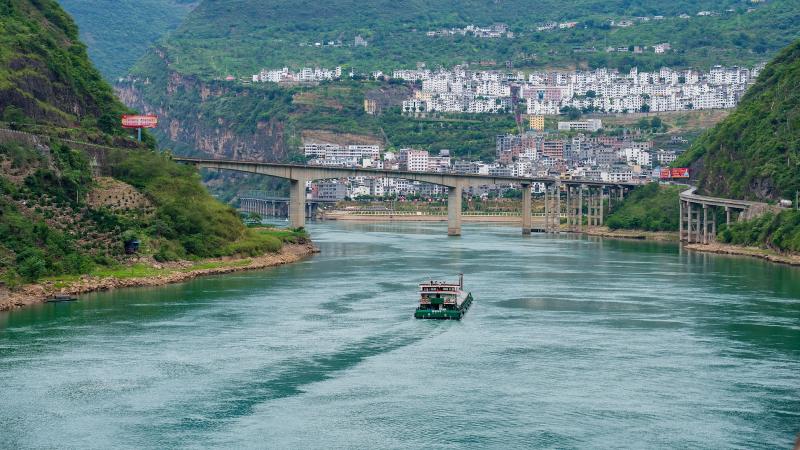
<box><xmin>120</xmin><ymin>49</ymin><xmax>294</xmax><ymax>161</ymax></box>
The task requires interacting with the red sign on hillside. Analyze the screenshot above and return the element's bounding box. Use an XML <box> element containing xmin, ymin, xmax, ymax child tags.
<box><xmin>659</xmin><ymin>168</ymin><xmax>690</xmax><ymax>179</ymax></box>
<box><xmin>670</xmin><ymin>168</ymin><xmax>690</xmax><ymax>178</ymax></box>
<box><xmin>121</xmin><ymin>114</ymin><xmax>158</xmax><ymax>129</ymax></box>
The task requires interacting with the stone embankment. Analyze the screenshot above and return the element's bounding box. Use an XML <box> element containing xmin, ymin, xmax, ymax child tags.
<box><xmin>685</xmin><ymin>242</ymin><xmax>800</xmax><ymax>266</ymax></box>
<box><xmin>579</xmin><ymin>226</ymin><xmax>679</xmax><ymax>241</ymax></box>
<box><xmin>0</xmin><ymin>243</ymin><xmax>317</xmax><ymax>312</ymax></box>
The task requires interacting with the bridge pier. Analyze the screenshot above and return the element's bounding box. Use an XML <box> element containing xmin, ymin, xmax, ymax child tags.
<box><xmin>522</xmin><ymin>183</ymin><xmax>532</xmax><ymax>235</ymax></box>
<box><xmin>578</xmin><ymin>186</ymin><xmax>583</xmax><ymax>233</ymax></box>
<box><xmin>598</xmin><ymin>188</ymin><xmax>604</xmax><ymax>226</ymax></box>
<box><xmin>289</xmin><ymin>177</ymin><xmax>307</xmax><ymax>229</ymax></box>
<box><xmin>447</xmin><ymin>184</ymin><xmax>463</xmax><ymax>236</ymax></box>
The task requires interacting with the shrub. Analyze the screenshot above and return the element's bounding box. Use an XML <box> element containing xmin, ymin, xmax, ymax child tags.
<box><xmin>606</xmin><ymin>183</ymin><xmax>682</xmax><ymax>231</ymax></box>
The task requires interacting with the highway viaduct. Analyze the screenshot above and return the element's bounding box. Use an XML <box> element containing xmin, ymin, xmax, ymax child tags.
<box><xmin>679</xmin><ymin>186</ymin><xmax>775</xmax><ymax>244</ymax></box>
<box><xmin>174</xmin><ymin>158</ymin><xmax>636</xmax><ymax>236</ymax></box>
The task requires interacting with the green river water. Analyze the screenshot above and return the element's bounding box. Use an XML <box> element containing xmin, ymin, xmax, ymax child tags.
<box><xmin>1</xmin><ymin>222</ymin><xmax>799</xmax><ymax>449</ymax></box>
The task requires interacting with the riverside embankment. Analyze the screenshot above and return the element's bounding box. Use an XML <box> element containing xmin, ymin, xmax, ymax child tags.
<box><xmin>323</xmin><ymin>213</ymin><xmax>800</xmax><ymax>265</ymax></box>
<box><xmin>0</xmin><ymin>243</ymin><xmax>317</xmax><ymax>312</ymax></box>
<box><xmin>321</xmin><ymin>210</ymin><xmax>531</xmax><ymax>223</ymax></box>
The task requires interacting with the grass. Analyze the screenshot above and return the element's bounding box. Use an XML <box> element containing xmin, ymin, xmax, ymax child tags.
<box><xmin>41</xmin><ymin>227</ymin><xmax>308</xmax><ymax>285</ymax></box>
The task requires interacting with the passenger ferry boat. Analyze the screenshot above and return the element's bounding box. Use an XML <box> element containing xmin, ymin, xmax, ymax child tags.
<box><xmin>414</xmin><ymin>274</ymin><xmax>473</xmax><ymax>320</ymax></box>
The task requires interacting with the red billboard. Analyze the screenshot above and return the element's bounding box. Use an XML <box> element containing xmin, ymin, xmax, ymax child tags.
<box><xmin>670</xmin><ymin>167</ymin><xmax>690</xmax><ymax>178</ymax></box>
<box><xmin>122</xmin><ymin>114</ymin><xmax>158</xmax><ymax>129</ymax></box>
<box><xmin>660</xmin><ymin>168</ymin><xmax>690</xmax><ymax>179</ymax></box>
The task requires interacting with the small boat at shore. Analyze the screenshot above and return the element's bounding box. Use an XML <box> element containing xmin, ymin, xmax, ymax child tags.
<box><xmin>414</xmin><ymin>274</ymin><xmax>473</xmax><ymax>320</ymax></box>
<box><xmin>46</xmin><ymin>295</ymin><xmax>78</xmax><ymax>303</ymax></box>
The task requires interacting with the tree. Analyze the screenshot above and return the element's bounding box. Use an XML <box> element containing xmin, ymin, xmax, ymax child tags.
<box><xmin>651</xmin><ymin>117</ymin><xmax>662</xmax><ymax>129</ymax></box>
<box><xmin>640</xmin><ymin>104</ymin><xmax>651</xmax><ymax>113</ymax></box>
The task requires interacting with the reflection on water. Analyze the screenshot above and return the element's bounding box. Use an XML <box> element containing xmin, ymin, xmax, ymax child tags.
<box><xmin>0</xmin><ymin>222</ymin><xmax>798</xmax><ymax>448</ymax></box>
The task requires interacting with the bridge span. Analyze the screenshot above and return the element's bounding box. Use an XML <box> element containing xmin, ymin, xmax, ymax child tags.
<box><xmin>174</xmin><ymin>157</ymin><xmax>636</xmax><ymax>235</ymax></box>
<box><xmin>679</xmin><ymin>187</ymin><xmax>777</xmax><ymax>244</ymax></box>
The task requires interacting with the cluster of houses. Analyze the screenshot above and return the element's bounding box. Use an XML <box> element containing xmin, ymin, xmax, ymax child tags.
<box><xmin>298</xmin><ymin>35</ymin><xmax>368</xmax><ymax>49</ymax></box>
<box><xmin>398</xmin><ymin>63</ymin><xmax>765</xmax><ymax>115</ymax></box>
<box><xmin>538</xmin><ymin>7</ymin><xmax>764</xmax><ymax>33</ymax></box>
<box><xmin>604</xmin><ymin>43</ymin><xmax>672</xmax><ymax>54</ymax></box>
<box><xmin>302</xmin><ymin>123</ymin><xmax>681</xmax><ymax>201</ymax></box>
<box><xmin>252</xmin><ymin>66</ymin><xmax>343</xmax><ymax>83</ymax></box>
<box><xmin>425</xmin><ymin>23</ymin><xmax>513</xmax><ymax>39</ymax></box>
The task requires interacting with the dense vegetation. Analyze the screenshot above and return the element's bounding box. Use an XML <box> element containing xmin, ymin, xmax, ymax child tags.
<box><xmin>605</xmin><ymin>183</ymin><xmax>682</xmax><ymax>232</ymax></box>
<box><xmin>0</xmin><ymin>0</ymin><xmax>302</xmax><ymax>286</ymax></box>
<box><xmin>0</xmin><ymin>141</ymin><xmax>305</xmax><ymax>286</ymax></box>
<box><xmin>148</xmin><ymin>0</ymin><xmax>800</xmax><ymax>77</ymax></box>
<box><xmin>674</xmin><ymin>38</ymin><xmax>800</xmax><ymax>201</ymax></box>
<box><xmin>0</xmin><ymin>0</ymin><xmax>128</xmax><ymax>130</ymax></box>
<box><xmin>59</xmin><ymin>0</ymin><xmax>195</xmax><ymax>80</ymax></box>
<box><xmin>718</xmin><ymin>210</ymin><xmax>800</xmax><ymax>253</ymax></box>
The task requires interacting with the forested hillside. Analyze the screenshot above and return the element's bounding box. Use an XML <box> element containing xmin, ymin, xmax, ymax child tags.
<box><xmin>0</xmin><ymin>0</ymin><xmax>287</xmax><ymax>286</ymax></box>
<box><xmin>154</xmin><ymin>0</ymin><xmax>799</xmax><ymax>76</ymax></box>
<box><xmin>0</xmin><ymin>0</ymin><xmax>127</xmax><ymax>129</ymax></box>
<box><xmin>674</xmin><ymin>39</ymin><xmax>800</xmax><ymax>201</ymax></box>
<box><xmin>59</xmin><ymin>0</ymin><xmax>196</xmax><ymax>80</ymax></box>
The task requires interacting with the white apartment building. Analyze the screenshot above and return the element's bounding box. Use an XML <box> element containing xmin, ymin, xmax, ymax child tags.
<box><xmin>398</xmin><ymin>149</ymin><xmax>429</xmax><ymax>172</ymax></box>
<box><xmin>620</xmin><ymin>147</ymin><xmax>652</xmax><ymax>167</ymax></box>
<box><xmin>557</xmin><ymin>119</ymin><xmax>603</xmax><ymax>132</ymax></box>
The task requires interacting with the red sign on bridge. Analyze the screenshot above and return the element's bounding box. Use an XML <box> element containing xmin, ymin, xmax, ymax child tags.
<box><xmin>121</xmin><ymin>114</ymin><xmax>158</xmax><ymax>129</ymax></box>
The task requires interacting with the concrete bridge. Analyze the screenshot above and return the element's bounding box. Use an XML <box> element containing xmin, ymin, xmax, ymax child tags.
<box><xmin>174</xmin><ymin>158</ymin><xmax>635</xmax><ymax>235</ymax></box>
<box><xmin>679</xmin><ymin>186</ymin><xmax>776</xmax><ymax>244</ymax></box>
<box><xmin>239</xmin><ymin>190</ymin><xmax>337</xmax><ymax>219</ymax></box>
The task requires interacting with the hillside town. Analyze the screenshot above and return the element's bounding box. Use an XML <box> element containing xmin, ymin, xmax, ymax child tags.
<box><xmin>425</xmin><ymin>23</ymin><xmax>514</xmax><ymax>39</ymax></box>
<box><xmin>302</xmin><ymin>118</ymin><xmax>685</xmax><ymax>201</ymax></box>
<box><xmin>397</xmin><ymin>64</ymin><xmax>766</xmax><ymax>114</ymax></box>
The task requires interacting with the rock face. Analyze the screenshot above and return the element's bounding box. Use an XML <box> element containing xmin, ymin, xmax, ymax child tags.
<box><xmin>116</xmin><ymin>50</ymin><xmax>290</xmax><ymax>162</ymax></box>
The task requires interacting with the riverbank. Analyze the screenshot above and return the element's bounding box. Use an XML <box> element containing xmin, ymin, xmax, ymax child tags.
<box><xmin>0</xmin><ymin>243</ymin><xmax>318</xmax><ymax>312</ymax></box>
<box><xmin>685</xmin><ymin>242</ymin><xmax>800</xmax><ymax>266</ymax></box>
<box><xmin>580</xmin><ymin>226</ymin><xmax>679</xmax><ymax>242</ymax></box>
<box><xmin>321</xmin><ymin>211</ymin><xmax>532</xmax><ymax>224</ymax></box>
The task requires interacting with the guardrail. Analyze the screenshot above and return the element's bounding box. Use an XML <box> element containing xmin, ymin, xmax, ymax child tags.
<box><xmin>327</xmin><ymin>210</ymin><xmax>561</xmax><ymax>217</ymax></box>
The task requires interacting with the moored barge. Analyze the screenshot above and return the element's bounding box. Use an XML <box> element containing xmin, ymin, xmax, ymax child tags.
<box><xmin>414</xmin><ymin>274</ymin><xmax>473</xmax><ymax>320</ymax></box>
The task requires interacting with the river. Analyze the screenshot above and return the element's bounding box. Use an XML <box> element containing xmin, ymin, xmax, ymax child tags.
<box><xmin>1</xmin><ymin>222</ymin><xmax>798</xmax><ymax>449</ymax></box>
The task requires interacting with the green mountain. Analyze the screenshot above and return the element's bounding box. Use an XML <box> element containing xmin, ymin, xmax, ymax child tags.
<box><xmin>675</xmin><ymin>39</ymin><xmax>800</xmax><ymax>201</ymax></box>
<box><xmin>154</xmin><ymin>0</ymin><xmax>799</xmax><ymax>77</ymax></box>
<box><xmin>0</xmin><ymin>0</ymin><xmax>292</xmax><ymax>287</ymax></box>
<box><xmin>0</xmin><ymin>0</ymin><xmax>128</xmax><ymax>129</ymax></box>
<box><xmin>58</xmin><ymin>0</ymin><xmax>196</xmax><ymax>80</ymax></box>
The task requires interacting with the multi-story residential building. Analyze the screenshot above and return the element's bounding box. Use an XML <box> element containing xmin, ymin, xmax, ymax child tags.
<box><xmin>541</xmin><ymin>139</ymin><xmax>565</xmax><ymax>159</ymax></box>
<box><xmin>557</xmin><ymin>119</ymin><xmax>603</xmax><ymax>132</ymax></box>
<box><xmin>529</xmin><ymin>115</ymin><xmax>545</xmax><ymax>131</ymax></box>
<box><xmin>656</xmin><ymin>149</ymin><xmax>678</xmax><ymax>165</ymax></box>
<box><xmin>398</xmin><ymin>149</ymin><xmax>429</xmax><ymax>172</ymax></box>
<box><xmin>621</xmin><ymin>147</ymin><xmax>652</xmax><ymax>167</ymax></box>
<box><xmin>316</xmin><ymin>180</ymin><xmax>348</xmax><ymax>201</ymax></box>
<box><xmin>428</xmin><ymin>150</ymin><xmax>452</xmax><ymax>172</ymax></box>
